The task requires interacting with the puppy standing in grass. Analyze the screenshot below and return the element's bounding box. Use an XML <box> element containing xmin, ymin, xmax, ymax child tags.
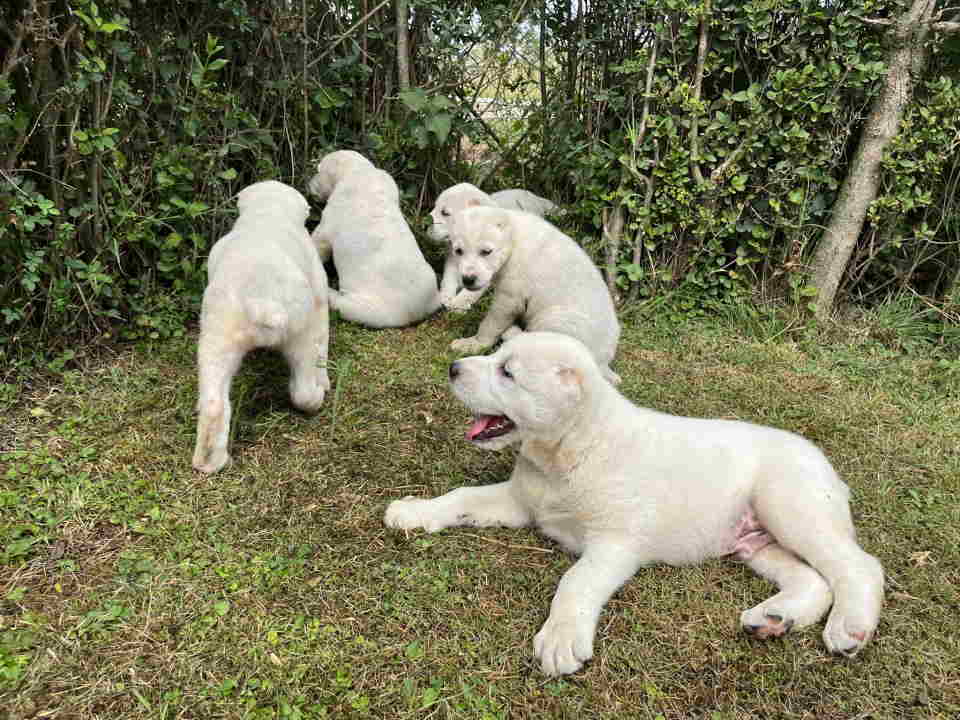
<box><xmin>308</xmin><ymin>150</ymin><xmax>440</xmax><ymax>328</ymax></box>
<box><xmin>428</xmin><ymin>183</ymin><xmax>557</xmax><ymax>312</ymax></box>
<box><xmin>447</xmin><ymin>205</ymin><xmax>621</xmax><ymax>385</ymax></box>
<box><xmin>192</xmin><ymin>181</ymin><xmax>330</xmax><ymax>474</ymax></box>
<box><xmin>385</xmin><ymin>332</ymin><xmax>885</xmax><ymax>676</ymax></box>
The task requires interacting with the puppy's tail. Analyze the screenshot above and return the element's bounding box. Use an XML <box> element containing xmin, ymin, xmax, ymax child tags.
<box><xmin>245</xmin><ymin>298</ymin><xmax>288</xmax><ymax>346</ymax></box>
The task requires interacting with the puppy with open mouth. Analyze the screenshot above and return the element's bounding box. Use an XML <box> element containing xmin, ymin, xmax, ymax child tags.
<box><xmin>385</xmin><ymin>332</ymin><xmax>884</xmax><ymax>676</ymax></box>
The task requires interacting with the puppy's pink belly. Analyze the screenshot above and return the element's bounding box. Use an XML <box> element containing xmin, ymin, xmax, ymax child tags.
<box><xmin>728</xmin><ymin>506</ymin><xmax>774</xmax><ymax>560</ymax></box>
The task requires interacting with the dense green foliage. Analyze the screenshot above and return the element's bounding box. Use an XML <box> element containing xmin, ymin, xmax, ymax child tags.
<box><xmin>2</xmin><ymin>0</ymin><xmax>959</xmax><ymax>365</ymax></box>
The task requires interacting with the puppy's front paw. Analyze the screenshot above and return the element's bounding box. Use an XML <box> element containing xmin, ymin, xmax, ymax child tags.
<box><xmin>444</xmin><ymin>293</ymin><xmax>476</xmax><ymax>313</ymax></box>
<box><xmin>533</xmin><ymin>615</ymin><xmax>595</xmax><ymax>676</ymax></box>
<box><xmin>451</xmin><ymin>336</ymin><xmax>487</xmax><ymax>354</ymax></box>
<box><xmin>384</xmin><ymin>497</ymin><xmax>449</xmax><ymax>533</ymax></box>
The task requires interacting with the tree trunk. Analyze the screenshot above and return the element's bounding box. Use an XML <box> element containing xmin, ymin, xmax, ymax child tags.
<box><xmin>809</xmin><ymin>0</ymin><xmax>944</xmax><ymax>320</ymax></box>
<box><xmin>539</xmin><ymin>0</ymin><xmax>548</xmax><ymax>155</ymax></box>
<box><xmin>395</xmin><ymin>0</ymin><xmax>410</xmax><ymax>92</ymax></box>
<box><xmin>689</xmin><ymin>0</ymin><xmax>711</xmax><ymax>186</ymax></box>
<box><xmin>602</xmin><ymin>205</ymin><xmax>625</xmax><ymax>300</ymax></box>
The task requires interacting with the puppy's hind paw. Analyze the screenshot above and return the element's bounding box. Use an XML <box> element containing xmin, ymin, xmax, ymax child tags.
<box><xmin>741</xmin><ymin>607</ymin><xmax>795</xmax><ymax>640</ymax></box>
<box><xmin>823</xmin><ymin>614</ymin><xmax>874</xmax><ymax>658</ymax></box>
<box><xmin>192</xmin><ymin>450</ymin><xmax>230</xmax><ymax>475</ymax></box>
<box><xmin>290</xmin><ymin>381</ymin><xmax>326</xmax><ymax>413</ymax></box>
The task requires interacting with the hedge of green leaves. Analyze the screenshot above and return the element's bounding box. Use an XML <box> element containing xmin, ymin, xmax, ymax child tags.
<box><xmin>2</xmin><ymin>0</ymin><xmax>958</xmax><ymax>366</ymax></box>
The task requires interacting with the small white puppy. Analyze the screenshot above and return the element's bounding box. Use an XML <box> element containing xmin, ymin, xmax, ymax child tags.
<box><xmin>448</xmin><ymin>205</ymin><xmax>621</xmax><ymax>385</ymax></box>
<box><xmin>427</xmin><ymin>183</ymin><xmax>557</xmax><ymax>312</ymax></box>
<box><xmin>385</xmin><ymin>332</ymin><xmax>885</xmax><ymax>676</ymax></box>
<box><xmin>193</xmin><ymin>180</ymin><xmax>330</xmax><ymax>474</ymax></box>
<box><xmin>308</xmin><ymin>150</ymin><xmax>440</xmax><ymax>328</ymax></box>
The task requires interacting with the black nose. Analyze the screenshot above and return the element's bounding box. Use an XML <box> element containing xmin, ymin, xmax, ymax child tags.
<box><xmin>462</xmin><ymin>275</ymin><xmax>477</xmax><ymax>290</ymax></box>
<box><xmin>449</xmin><ymin>361</ymin><xmax>462</xmax><ymax>380</ymax></box>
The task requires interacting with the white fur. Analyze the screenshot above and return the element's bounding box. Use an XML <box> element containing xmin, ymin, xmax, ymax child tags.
<box><xmin>385</xmin><ymin>332</ymin><xmax>885</xmax><ymax>676</ymax></box>
<box><xmin>193</xmin><ymin>180</ymin><xmax>330</xmax><ymax>474</ymax></box>
<box><xmin>308</xmin><ymin>150</ymin><xmax>441</xmax><ymax>328</ymax></box>
<box><xmin>490</xmin><ymin>188</ymin><xmax>557</xmax><ymax>216</ymax></box>
<box><xmin>448</xmin><ymin>206</ymin><xmax>621</xmax><ymax>384</ymax></box>
<box><xmin>428</xmin><ymin>183</ymin><xmax>557</xmax><ymax>311</ymax></box>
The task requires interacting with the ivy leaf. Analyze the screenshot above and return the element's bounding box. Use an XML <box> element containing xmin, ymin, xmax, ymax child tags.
<box><xmin>398</xmin><ymin>88</ymin><xmax>429</xmax><ymax>113</ymax></box>
<box><xmin>426</xmin><ymin>113</ymin><xmax>452</xmax><ymax>144</ymax></box>
<box><xmin>412</xmin><ymin>125</ymin><xmax>429</xmax><ymax>149</ymax></box>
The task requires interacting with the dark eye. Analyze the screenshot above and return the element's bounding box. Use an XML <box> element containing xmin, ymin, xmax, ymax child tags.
<box><xmin>441</xmin><ymin>208</ymin><xmax>450</xmax><ymax>217</ymax></box>
<box><xmin>480</xmin><ymin>248</ymin><xmax>492</xmax><ymax>257</ymax></box>
<box><xmin>454</xmin><ymin>247</ymin><xmax>463</xmax><ymax>256</ymax></box>
<box><xmin>500</xmin><ymin>364</ymin><xmax>513</xmax><ymax>379</ymax></box>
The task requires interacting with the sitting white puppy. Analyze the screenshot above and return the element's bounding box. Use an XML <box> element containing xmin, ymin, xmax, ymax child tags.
<box><xmin>385</xmin><ymin>332</ymin><xmax>885</xmax><ymax>676</ymax></box>
<box><xmin>448</xmin><ymin>205</ymin><xmax>621</xmax><ymax>385</ymax></box>
<box><xmin>427</xmin><ymin>183</ymin><xmax>557</xmax><ymax>312</ymax></box>
<box><xmin>193</xmin><ymin>180</ymin><xmax>330</xmax><ymax>474</ymax></box>
<box><xmin>308</xmin><ymin>150</ymin><xmax>440</xmax><ymax>328</ymax></box>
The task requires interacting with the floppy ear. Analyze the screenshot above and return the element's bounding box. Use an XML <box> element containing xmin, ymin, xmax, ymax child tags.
<box><xmin>554</xmin><ymin>365</ymin><xmax>584</xmax><ymax>404</ymax></box>
<box><xmin>493</xmin><ymin>208</ymin><xmax>515</xmax><ymax>248</ymax></box>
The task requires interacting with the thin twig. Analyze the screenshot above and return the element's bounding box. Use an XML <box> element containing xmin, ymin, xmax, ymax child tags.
<box><xmin>460</xmin><ymin>532</ymin><xmax>555</xmax><ymax>554</ymax></box>
<box><xmin>304</xmin><ymin>0</ymin><xmax>390</xmax><ymax>71</ymax></box>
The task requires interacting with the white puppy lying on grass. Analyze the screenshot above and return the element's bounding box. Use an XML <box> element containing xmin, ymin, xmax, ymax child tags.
<box><xmin>447</xmin><ymin>205</ymin><xmax>621</xmax><ymax>385</ymax></box>
<box><xmin>193</xmin><ymin>180</ymin><xmax>330</xmax><ymax>474</ymax></box>
<box><xmin>308</xmin><ymin>150</ymin><xmax>440</xmax><ymax>328</ymax></box>
<box><xmin>385</xmin><ymin>331</ymin><xmax>885</xmax><ymax>676</ymax></box>
<box><xmin>428</xmin><ymin>183</ymin><xmax>557</xmax><ymax>312</ymax></box>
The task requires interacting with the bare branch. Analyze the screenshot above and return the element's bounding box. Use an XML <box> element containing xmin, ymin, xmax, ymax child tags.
<box><xmin>709</xmin><ymin>137</ymin><xmax>749</xmax><ymax>184</ymax></box>
<box><xmin>931</xmin><ymin>20</ymin><xmax>960</xmax><ymax>32</ymax></box>
<box><xmin>851</xmin><ymin>15</ymin><xmax>893</xmax><ymax>28</ymax></box>
<box><xmin>1</xmin><ymin>15</ymin><xmax>29</xmax><ymax>81</ymax></box>
<box><xmin>304</xmin><ymin>0</ymin><xmax>390</xmax><ymax>71</ymax></box>
<box><xmin>689</xmin><ymin>0</ymin><xmax>711</xmax><ymax>186</ymax></box>
<box><xmin>396</xmin><ymin>0</ymin><xmax>410</xmax><ymax>92</ymax></box>
<box><xmin>636</xmin><ymin>34</ymin><xmax>659</xmax><ymax>149</ymax></box>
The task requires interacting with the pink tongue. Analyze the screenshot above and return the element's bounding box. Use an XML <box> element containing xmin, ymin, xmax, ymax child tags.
<box><xmin>466</xmin><ymin>415</ymin><xmax>496</xmax><ymax>440</ymax></box>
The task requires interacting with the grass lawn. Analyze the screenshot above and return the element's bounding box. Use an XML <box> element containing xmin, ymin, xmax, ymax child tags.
<box><xmin>1</xmin><ymin>308</ymin><xmax>958</xmax><ymax>719</ymax></box>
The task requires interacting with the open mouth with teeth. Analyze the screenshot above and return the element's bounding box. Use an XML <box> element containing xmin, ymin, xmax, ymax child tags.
<box><xmin>466</xmin><ymin>414</ymin><xmax>516</xmax><ymax>443</ymax></box>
